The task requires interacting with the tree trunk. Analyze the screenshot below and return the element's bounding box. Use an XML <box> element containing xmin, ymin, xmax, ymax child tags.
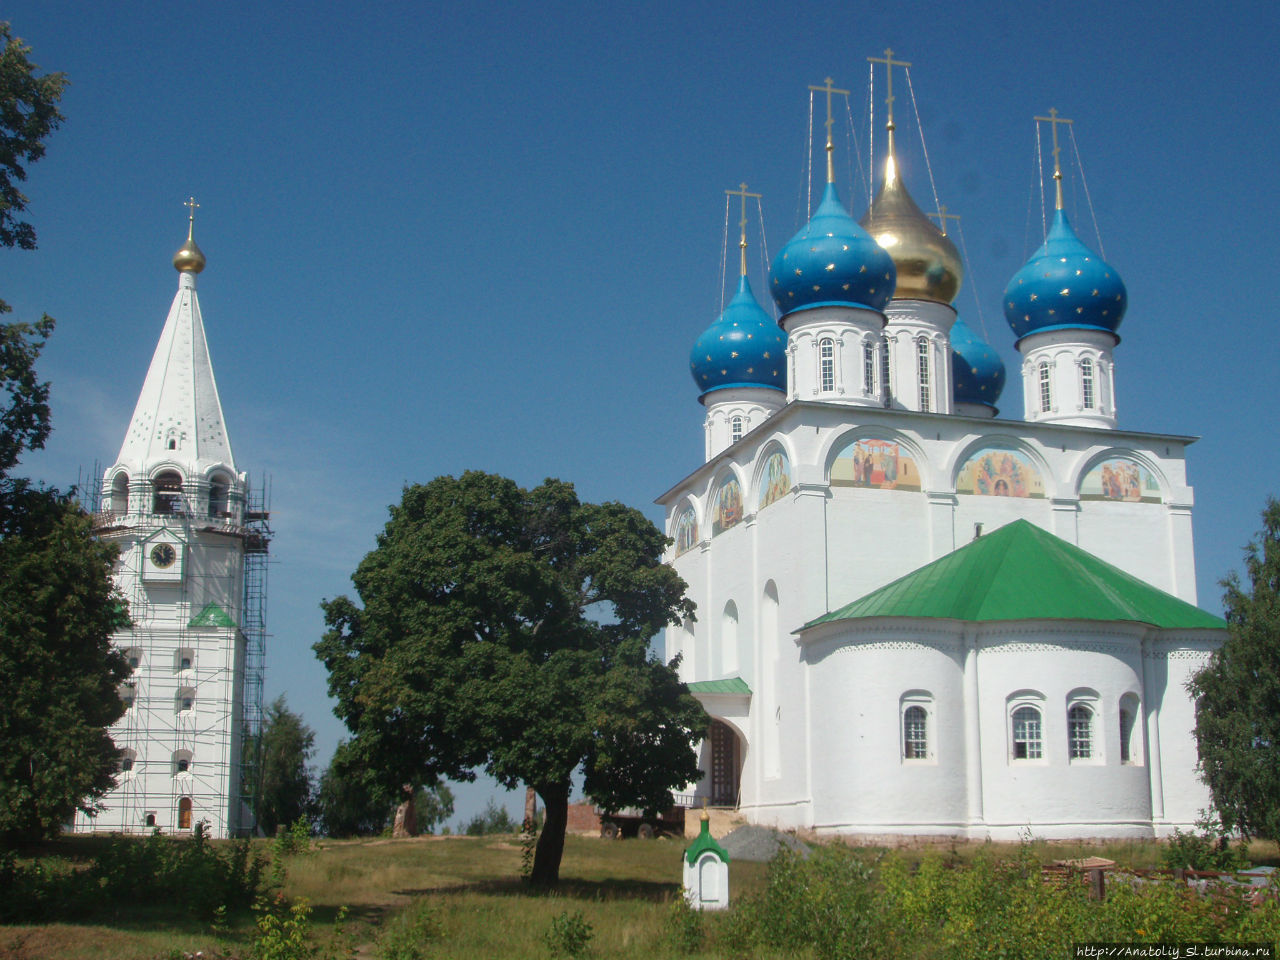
<box><xmin>530</xmin><ymin>782</ymin><xmax>569</xmax><ymax>886</ymax></box>
<box><xmin>392</xmin><ymin>784</ymin><xmax>417</xmax><ymax>838</ymax></box>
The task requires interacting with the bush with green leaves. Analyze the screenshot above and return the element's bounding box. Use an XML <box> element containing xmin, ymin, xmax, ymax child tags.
<box><xmin>1160</xmin><ymin>812</ymin><xmax>1247</xmax><ymax>872</ymax></box>
<box><xmin>462</xmin><ymin>797</ymin><xmax>519</xmax><ymax>836</ymax></box>
<box><xmin>375</xmin><ymin>898</ymin><xmax>442</xmax><ymax>960</ymax></box>
<box><xmin>663</xmin><ymin>893</ymin><xmax>703</xmax><ymax>952</ymax></box>
<box><xmin>0</xmin><ymin>829</ymin><xmax>267</xmax><ymax>924</ymax></box>
<box><xmin>545</xmin><ymin>908</ymin><xmax>592</xmax><ymax>958</ymax></box>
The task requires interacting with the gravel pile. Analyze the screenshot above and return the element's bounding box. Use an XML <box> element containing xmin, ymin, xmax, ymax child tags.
<box><xmin>719</xmin><ymin>824</ymin><xmax>810</xmax><ymax>862</ymax></box>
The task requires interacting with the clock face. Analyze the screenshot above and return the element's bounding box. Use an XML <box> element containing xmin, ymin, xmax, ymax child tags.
<box><xmin>150</xmin><ymin>543</ymin><xmax>177</xmax><ymax>569</ymax></box>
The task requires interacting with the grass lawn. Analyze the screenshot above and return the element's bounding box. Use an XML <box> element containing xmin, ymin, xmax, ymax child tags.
<box><xmin>2</xmin><ymin>833</ymin><xmax>1275</xmax><ymax>959</ymax></box>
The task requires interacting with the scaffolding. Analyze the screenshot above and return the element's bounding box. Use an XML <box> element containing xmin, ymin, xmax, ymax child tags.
<box><xmin>76</xmin><ymin>466</ymin><xmax>271</xmax><ymax>838</ymax></box>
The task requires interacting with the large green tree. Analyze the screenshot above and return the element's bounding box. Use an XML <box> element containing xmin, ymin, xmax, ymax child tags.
<box><xmin>316</xmin><ymin>472</ymin><xmax>707</xmax><ymax>884</ymax></box>
<box><xmin>0</xmin><ymin>24</ymin><xmax>129</xmax><ymax>844</ymax></box>
<box><xmin>316</xmin><ymin>740</ymin><xmax>455</xmax><ymax>838</ymax></box>
<box><xmin>1191</xmin><ymin>497</ymin><xmax>1280</xmax><ymax>844</ymax></box>
<box><xmin>249</xmin><ymin>695</ymin><xmax>316</xmax><ymax>836</ymax></box>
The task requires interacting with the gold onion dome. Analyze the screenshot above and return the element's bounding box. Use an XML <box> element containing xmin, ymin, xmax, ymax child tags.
<box><xmin>173</xmin><ymin>225</ymin><xmax>206</xmax><ymax>274</ymax></box>
<box><xmin>859</xmin><ymin>158</ymin><xmax>962</xmax><ymax>304</ymax></box>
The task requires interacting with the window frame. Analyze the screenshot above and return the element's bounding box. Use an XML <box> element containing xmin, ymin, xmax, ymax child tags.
<box><xmin>1080</xmin><ymin>358</ymin><xmax>1095</xmax><ymax>409</ymax></box>
<box><xmin>1068</xmin><ymin>703</ymin><xmax>1094</xmax><ymax>760</ymax></box>
<box><xmin>1038</xmin><ymin>362</ymin><xmax>1052</xmax><ymax>413</ymax></box>
<box><xmin>818</xmin><ymin>338</ymin><xmax>835</xmax><ymax>393</ymax></box>
<box><xmin>900</xmin><ymin>693</ymin><xmax>935</xmax><ymax>764</ymax></box>
<box><xmin>916</xmin><ymin>337</ymin><xmax>931</xmax><ymax>411</ymax></box>
<box><xmin>1010</xmin><ymin>702</ymin><xmax>1045</xmax><ymax>762</ymax></box>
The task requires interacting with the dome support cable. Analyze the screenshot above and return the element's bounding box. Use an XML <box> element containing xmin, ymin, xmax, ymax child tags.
<box><xmin>1068</xmin><ymin>124</ymin><xmax>1105</xmax><ymax>260</ymax></box>
<box><xmin>904</xmin><ymin>68</ymin><xmax>943</xmax><ymax>221</ymax></box>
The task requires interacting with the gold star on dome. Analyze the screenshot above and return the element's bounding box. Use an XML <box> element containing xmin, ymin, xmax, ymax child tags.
<box><xmin>762</xmin><ymin>351</ymin><xmax>771</xmax><ymax>359</ymax></box>
<box><xmin>1075</xmin><ymin>269</ymin><xmax>1082</xmax><ymax>275</ymax></box>
<box><xmin>747</xmin><ymin>366</ymin><xmax>754</xmax><ymax>373</ymax></box>
<box><xmin>1060</xmin><ymin>288</ymin><xmax>1070</xmax><ymax>295</ymax></box>
<box><xmin>1029</xmin><ymin>293</ymin><xmax>1038</xmax><ymax>301</ymax></box>
<box><xmin>1092</xmin><ymin>289</ymin><xmax>1099</xmax><ymax>295</ymax></box>
<box><xmin>730</xmin><ymin>351</ymin><xmax>739</xmax><ymax>358</ymax></box>
<box><xmin>842</xmin><ymin>244</ymin><xmax>849</xmax><ymax>251</ymax></box>
<box><xmin>860</xmin><ymin>265</ymin><xmax>867</xmax><ymax>273</ymax></box>
<box><xmin>794</xmin><ymin>268</ymin><xmax>802</xmax><ymax>276</ymax></box>
<box><xmin>825</xmin><ymin>263</ymin><xmax>836</xmax><ymax>271</ymax></box>
<box><xmin>812</xmin><ymin>285</ymin><xmax>820</xmax><ymax>291</ymax></box>
<box><xmin>842</xmin><ymin>283</ymin><xmax>850</xmax><ymax>290</ymax></box>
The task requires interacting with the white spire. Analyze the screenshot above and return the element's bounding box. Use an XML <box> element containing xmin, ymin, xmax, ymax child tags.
<box><xmin>112</xmin><ymin>268</ymin><xmax>236</xmax><ymax>478</ymax></box>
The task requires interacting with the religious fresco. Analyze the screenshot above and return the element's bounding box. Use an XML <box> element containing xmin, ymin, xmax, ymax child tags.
<box><xmin>956</xmin><ymin>447</ymin><xmax>1045</xmax><ymax>498</ymax></box>
<box><xmin>711</xmin><ymin>475</ymin><xmax>743</xmax><ymax>536</ymax></box>
<box><xmin>1080</xmin><ymin>458</ymin><xmax>1161</xmax><ymax>503</ymax></box>
<box><xmin>758</xmin><ymin>451</ymin><xmax>792</xmax><ymax>510</ymax></box>
<box><xmin>672</xmin><ymin>507</ymin><xmax>698</xmax><ymax>556</ymax></box>
<box><xmin>830</xmin><ymin>438</ymin><xmax>922</xmax><ymax>491</ymax></box>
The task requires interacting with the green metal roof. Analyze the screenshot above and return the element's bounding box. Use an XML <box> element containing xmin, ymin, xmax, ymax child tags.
<box><xmin>686</xmin><ymin>677</ymin><xmax>752</xmax><ymax>695</ymax></box>
<box><xmin>805</xmin><ymin>519</ymin><xmax>1226</xmax><ymax>631</ymax></box>
<box><xmin>189</xmin><ymin>602</ymin><xmax>236</xmax><ymax>628</ymax></box>
<box><xmin>685</xmin><ymin>814</ymin><xmax>730</xmax><ymax>865</ymax></box>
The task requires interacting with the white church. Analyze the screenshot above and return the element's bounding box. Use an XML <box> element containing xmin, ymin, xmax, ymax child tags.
<box><xmin>661</xmin><ymin>75</ymin><xmax>1225</xmax><ymax>840</ymax></box>
<box><xmin>73</xmin><ymin>208</ymin><xmax>268</xmax><ymax>838</ymax></box>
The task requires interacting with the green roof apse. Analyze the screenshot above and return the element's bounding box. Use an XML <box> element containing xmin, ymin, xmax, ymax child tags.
<box><xmin>805</xmin><ymin>520</ymin><xmax>1225</xmax><ymax>631</ymax></box>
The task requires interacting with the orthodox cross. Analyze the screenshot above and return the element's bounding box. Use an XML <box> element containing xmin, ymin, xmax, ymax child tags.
<box><xmin>725</xmin><ymin>182</ymin><xmax>762</xmax><ymax>275</ymax></box>
<box><xmin>931</xmin><ymin>204</ymin><xmax>961</xmax><ymax>238</ymax></box>
<box><xmin>1034</xmin><ymin>108</ymin><xmax>1073</xmax><ymax>209</ymax></box>
<box><xmin>808</xmin><ymin>77</ymin><xmax>850</xmax><ymax>182</ymax></box>
<box><xmin>183</xmin><ymin>196</ymin><xmax>200</xmax><ymax>239</ymax></box>
<box><xmin>867</xmin><ymin>48</ymin><xmax>912</xmax><ymax>138</ymax></box>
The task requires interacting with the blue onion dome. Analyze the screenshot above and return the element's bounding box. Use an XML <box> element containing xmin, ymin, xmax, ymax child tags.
<box><xmin>769</xmin><ymin>182</ymin><xmax>896</xmax><ymax>316</ymax></box>
<box><xmin>690</xmin><ymin>275</ymin><xmax>787</xmax><ymax>397</ymax></box>
<box><xmin>1003</xmin><ymin>209</ymin><xmax>1126</xmax><ymax>343</ymax></box>
<box><xmin>950</xmin><ymin>315</ymin><xmax>1006</xmax><ymax>409</ymax></box>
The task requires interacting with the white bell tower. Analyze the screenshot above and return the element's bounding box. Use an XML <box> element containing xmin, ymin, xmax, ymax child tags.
<box><xmin>75</xmin><ymin>201</ymin><xmax>269</xmax><ymax>839</ymax></box>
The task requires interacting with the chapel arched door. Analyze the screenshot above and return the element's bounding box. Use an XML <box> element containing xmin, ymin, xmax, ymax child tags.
<box><xmin>709</xmin><ymin>720</ymin><xmax>741</xmax><ymax>807</ymax></box>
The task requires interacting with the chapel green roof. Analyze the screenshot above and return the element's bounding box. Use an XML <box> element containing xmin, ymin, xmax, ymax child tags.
<box><xmin>686</xmin><ymin>677</ymin><xmax>752</xmax><ymax>695</ymax></box>
<box><xmin>189</xmin><ymin>602</ymin><xmax>236</xmax><ymax>628</ymax></box>
<box><xmin>804</xmin><ymin>519</ymin><xmax>1226</xmax><ymax>631</ymax></box>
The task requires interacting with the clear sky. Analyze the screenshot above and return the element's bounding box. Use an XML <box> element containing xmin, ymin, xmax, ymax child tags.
<box><xmin>7</xmin><ymin>0</ymin><xmax>1278</xmax><ymax>827</ymax></box>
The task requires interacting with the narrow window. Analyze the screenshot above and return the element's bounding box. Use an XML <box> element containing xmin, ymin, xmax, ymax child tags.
<box><xmin>125</xmin><ymin>647</ymin><xmax>141</xmax><ymax>670</ymax></box>
<box><xmin>863</xmin><ymin>342</ymin><xmax>875</xmax><ymax>395</ymax></box>
<box><xmin>1118</xmin><ymin>696</ymin><xmax>1141</xmax><ymax>764</ymax></box>
<box><xmin>110</xmin><ymin>473</ymin><xmax>130</xmax><ymax>516</ymax></box>
<box><xmin>903</xmin><ymin>705</ymin><xmax>928</xmax><ymax>759</ymax></box>
<box><xmin>730</xmin><ymin>416</ymin><xmax>743</xmax><ymax>444</ymax></box>
<box><xmin>819</xmin><ymin>339</ymin><xmax>835</xmax><ymax>392</ymax></box>
<box><xmin>120</xmin><ymin>683</ymin><xmax>135</xmax><ymax>709</ymax></box>
<box><xmin>121</xmin><ymin>757</ymin><xmax>134</xmax><ymax>772</ymax></box>
<box><xmin>917</xmin><ymin>338</ymin><xmax>930</xmax><ymax>411</ymax></box>
<box><xmin>880</xmin><ymin>338</ymin><xmax>892</xmax><ymax>404</ymax></box>
<box><xmin>145</xmin><ymin>813</ymin><xmax>157</xmax><ymax>827</ymax></box>
<box><xmin>168</xmin><ymin>439</ymin><xmax>176</xmax><ymax>450</ymax></box>
<box><xmin>208</xmin><ymin>476</ymin><xmax>231</xmax><ymax>518</ymax></box>
<box><xmin>1038</xmin><ymin>362</ymin><xmax>1052</xmax><ymax>413</ymax></box>
<box><xmin>174</xmin><ymin>750</ymin><xmax>192</xmax><ymax>775</ymax></box>
<box><xmin>1068</xmin><ymin>704</ymin><xmax>1093</xmax><ymax>759</ymax></box>
<box><xmin>178</xmin><ymin>797</ymin><xmax>193</xmax><ymax>830</ymax></box>
<box><xmin>176</xmin><ymin>687</ymin><xmax>195</xmax><ymax>713</ymax></box>
<box><xmin>1080</xmin><ymin>358</ymin><xmax>1095</xmax><ymax>409</ymax></box>
<box><xmin>177</xmin><ymin>758</ymin><xmax>189</xmax><ymax>773</ymax></box>
<box><xmin>1012</xmin><ymin>705</ymin><xmax>1043</xmax><ymax>760</ymax></box>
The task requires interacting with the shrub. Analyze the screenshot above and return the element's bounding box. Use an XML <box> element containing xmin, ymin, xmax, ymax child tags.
<box><xmin>462</xmin><ymin>798</ymin><xmax>518</xmax><ymax>836</ymax></box>
<box><xmin>663</xmin><ymin>894</ymin><xmax>703</xmax><ymax>951</ymax></box>
<box><xmin>375</xmin><ymin>898</ymin><xmax>442</xmax><ymax>960</ymax></box>
<box><xmin>545</xmin><ymin>908</ymin><xmax>592</xmax><ymax>958</ymax></box>
<box><xmin>1161</xmin><ymin>813</ymin><xmax>1247</xmax><ymax>872</ymax></box>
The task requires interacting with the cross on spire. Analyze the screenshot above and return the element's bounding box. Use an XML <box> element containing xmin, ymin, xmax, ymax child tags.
<box><xmin>726</xmin><ymin>182</ymin><xmax>762</xmax><ymax>276</ymax></box>
<box><xmin>808</xmin><ymin>77</ymin><xmax>850</xmax><ymax>183</ymax></box>
<box><xmin>183</xmin><ymin>196</ymin><xmax>200</xmax><ymax>240</ymax></box>
<box><xmin>930</xmin><ymin>204</ymin><xmax>961</xmax><ymax>238</ymax></box>
<box><xmin>1034</xmin><ymin>108</ymin><xmax>1073</xmax><ymax>210</ymax></box>
<box><xmin>867</xmin><ymin>48</ymin><xmax>911</xmax><ymax>143</ymax></box>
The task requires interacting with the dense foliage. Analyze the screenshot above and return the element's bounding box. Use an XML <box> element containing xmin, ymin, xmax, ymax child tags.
<box><xmin>316</xmin><ymin>471</ymin><xmax>707</xmax><ymax>884</ymax></box>
<box><xmin>1192</xmin><ymin>497</ymin><xmax>1280</xmax><ymax>844</ymax></box>
<box><xmin>0</xmin><ymin>830</ymin><xmax>266</xmax><ymax>924</ymax></box>
<box><xmin>725</xmin><ymin>843</ymin><xmax>1280</xmax><ymax>959</ymax></box>
<box><xmin>250</xmin><ymin>695</ymin><xmax>317</xmax><ymax>837</ymax></box>
<box><xmin>0</xmin><ymin>23</ymin><xmax>65</xmax><ymax>254</ymax></box>
<box><xmin>315</xmin><ymin>740</ymin><xmax>454</xmax><ymax>837</ymax></box>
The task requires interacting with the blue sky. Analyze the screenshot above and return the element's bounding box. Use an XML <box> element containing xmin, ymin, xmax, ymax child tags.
<box><xmin>7</xmin><ymin>0</ymin><xmax>1278</xmax><ymax>826</ymax></box>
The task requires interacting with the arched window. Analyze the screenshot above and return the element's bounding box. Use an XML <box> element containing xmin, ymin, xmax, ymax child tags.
<box><xmin>173</xmin><ymin>750</ymin><xmax>192</xmax><ymax>775</ymax></box>
<box><xmin>152</xmin><ymin>471</ymin><xmax>184</xmax><ymax>515</ymax></box>
<box><xmin>124</xmin><ymin>647</ymin><xmax>141</xmax><ymax>670</ymax></box>
<box><xmin>903</xmin><ymin>705</ymin><xmax>928</xmax><ymax>759</ymax></box>
<box><xmin>917</xmin><ymin>338</ymin><xmax>931</xmax><ymax>411</ymax></box>
<box><xmin>730</xmin><ymin>416</ymin><xmax>744</xmax><ymax>444</ymax></box>
<box><xmin>120</xmin><ymin>683</ymin><xmax>136</xmax><ymax>710</ymax></box>
<box><xmin>110</xmin><ymin>473</ymin><xmax>130</xmax><ymax>516</ymax></box>
<box><xmin>863</xmin><ymin>342</ymin><xmax>875</xmax><ymax>395</ymax></box>
<box><xmin>176</xmin><ymin>687</ymin><xmax>195</xmax><ymax>713</ymax></box>
<box><xmin>175</xmin><ymin>648</ymin><xmax>194</xmax><ymax>672</ymax></box>
<box><xmin>1011</xmin><ymin>705</ymin><xmax>1043</xmax><ymax>760</ymax></box>
<box><xmin>177</xmin><ymin>797</ymin><xmax>193</xmax><ymax>830</ymax></box>
<box><xmin>1068</xmin><ymin>704</ymin><xmax>1094</xmax><ymax>759</ymax></box>
<box><xmin>1080</xmin><ymin>358</ymin><xmax>1095</xmax><ymax>409</ymax></box>
<box><xmin>208</xmin><ymin>474</ymin><xmax>231</xmax><ymax>518</ymax></box>
<box><xmin>145</xmin><ymin>812</ymin><xmax>156</xmax><ymax>827</ymax></box>
<box><xmin>120</xmin><ymin>749</ymin><xmax>137</xmax><ymax>774</ymax></box>
<box><xmin>1038</xmin><ymin>362</ymin><xmax>1052</xmax><ymax>413</ymax></box>
<box><xmin>819</xmin><ymin>338</ymin><xmax>835</xmax><ymax>392</ymax></box>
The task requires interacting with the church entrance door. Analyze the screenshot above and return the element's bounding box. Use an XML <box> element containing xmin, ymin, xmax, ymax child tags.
<box><xmin>709</xmin><ymin>720</ymin><xmax>739</xmax><ymax>806</ymax></box>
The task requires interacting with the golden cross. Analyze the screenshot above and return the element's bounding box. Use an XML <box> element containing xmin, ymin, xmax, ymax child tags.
<box><xmin>930</xmin><ymin>204</ymin><xmax>961</xmax><ymax>237</ymax></box>
<box><xmin>808</xmin><ymin>77</ymin><xmax>850</xmax><ymax>183</ymax></box>
<box><xmin>726</xmin><ymin>182</ymin><xmax>762</xmax><ymax>276</ymax></box>
<box><xmin>1034</xmin><ymin>108</ymin><xmax>1073</xmax><ymax>209</ymax></box>
<box><xmin>183</xmin><ymin>196</ymin><xmax>200</xmax><ymax>240</ymax></box>
<box><xmin>867</xmin><ymin>48</ymin><xmax>912</xmax><ymax>133</ymax></box>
